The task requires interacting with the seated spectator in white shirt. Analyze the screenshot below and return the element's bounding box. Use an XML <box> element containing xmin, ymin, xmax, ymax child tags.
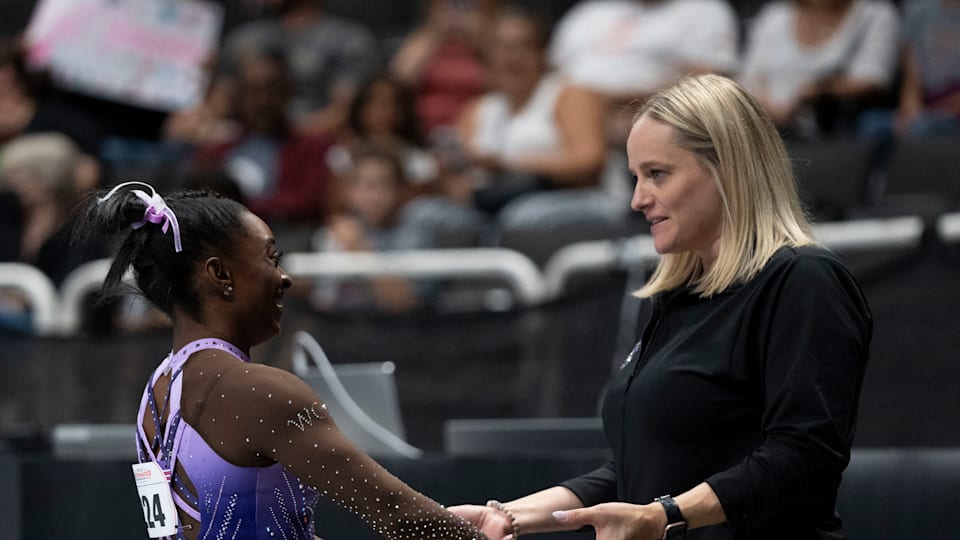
<box><xmin>549</xmin><ymin>0</ymin><xmax>738</xmax><ymax>143</ymax></box>
<box><xmin>740</xmin><ymin>0</ymin><xmax>901</xmax><ymax>139</ymax></box>
<box><xmin>454</xmin><ymin>7</ymin><xmax>613</xmax><ymax>226</ymax></box>
<box><xmin>859</xmin><ymin>0</ymin><xmax>960</xmax><ymax>139</ymax></box>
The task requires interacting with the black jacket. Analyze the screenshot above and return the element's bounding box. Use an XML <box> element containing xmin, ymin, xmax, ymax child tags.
<box><xmin>562</xmin><ymin>246</ymin><xmax>872</xmax><ymax>540</ymax></box>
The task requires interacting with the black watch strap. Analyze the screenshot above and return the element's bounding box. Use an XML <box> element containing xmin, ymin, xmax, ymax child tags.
<box><xmin>655</xmin><ymin>494</ymin><xmax>687</xmax><ymax>539</ymax></box>
<box><xmin>656</xmin><ymin>494</ymin><xmax>684</xmax><ymax>524</ymax></box>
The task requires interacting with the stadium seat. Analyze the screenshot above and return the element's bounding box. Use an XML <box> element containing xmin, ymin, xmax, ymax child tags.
<box><xmin>443</xmin><ymin>417</ymin><xmax>608</xmax><ymax>457</ymax></box>
<box><xmin>787</xmin><ymin>139</ymin><xmax>877</xmax><ymax>220</ymax></box>
<box><xmin>882</xmin><ymin>137</ymin><xmax>960</xmax><ymax>216</ymax></box>
<box><xmin>290</xmin><ymin>331</ymin><xmax>422</xmax><ymax>459</ymax></box>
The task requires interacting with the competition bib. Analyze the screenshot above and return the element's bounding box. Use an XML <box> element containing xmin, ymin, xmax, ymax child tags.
<box><xmin>132</xmin><ymin>462</ymin><xmax>178</xmax><ymax>537</ymax></box>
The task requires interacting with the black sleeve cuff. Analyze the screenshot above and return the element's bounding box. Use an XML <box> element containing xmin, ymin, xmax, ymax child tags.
<box><xmin>558</xmin><ymin>460</ymin><xmax>618</xmax><ymax>507</ymax></box>
<box><xmin>705</xmin><ymin>472</ymin><xmax>750</xmax><ymax>528</ymax></box>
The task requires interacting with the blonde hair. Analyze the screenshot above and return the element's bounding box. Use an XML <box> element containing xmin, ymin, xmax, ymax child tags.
<box><xmin>0</xmin><ymin>132</ymin><xmax>79</xmax><ymax>201</ymax></box>
<box><xmin>0</xmin><ymin>132</ymin><xmax>80</xmax><ymax>188</ymax></box>
<box><xmin>634</xmin><ymin>74</ymin><xmax>817</xmax><ymax>298</ymax></box>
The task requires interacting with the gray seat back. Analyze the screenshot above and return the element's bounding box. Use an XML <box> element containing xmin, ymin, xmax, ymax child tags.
<box><xmin>291</xmin><ymin>331</ymin><xmax>422</xmax><ymax>459</ymax></box>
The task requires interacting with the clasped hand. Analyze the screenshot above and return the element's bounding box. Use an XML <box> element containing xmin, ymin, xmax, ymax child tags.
<box><xmin>554</xmin><ymin>502</ymin><xmax>667</xmax><ymax>540</ymax></box>
<box><xmin>447</xmin><ymin>505</ymin><xmax>514</xmax><ymax>540</ymax></box>
<box><xmin>449</xmin><ymin>501</ymin><xmax>668</xmax><ymax>540</ymax></box>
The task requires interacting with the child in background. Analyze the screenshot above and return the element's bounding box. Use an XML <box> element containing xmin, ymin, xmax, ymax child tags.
<box><xmin>327</xmin><ymin>74</ymin><xmax>437</xmax><ymax>185</ymax></box>
<box><xmin>312</xmin><ymin>145</ymin><xmax>431</xmax><ymax>313</ymax></box>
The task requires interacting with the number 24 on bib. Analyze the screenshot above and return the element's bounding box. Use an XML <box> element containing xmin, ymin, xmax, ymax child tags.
<box><xmin>132</xmin><ymin>462</ymin><xmax>178</xmax><ymax>537</ymax></box>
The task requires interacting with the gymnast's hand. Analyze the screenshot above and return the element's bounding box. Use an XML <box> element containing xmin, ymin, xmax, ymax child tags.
<box><xmin>447</xmin><ymin>504</ymin><xmax>514</xmax><ymax>540</ymax></box>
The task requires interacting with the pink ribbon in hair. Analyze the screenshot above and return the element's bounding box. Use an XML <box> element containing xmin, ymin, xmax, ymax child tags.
<box><xmin>98</xmin><ymin>181</ymin><xmax>183</xmax><ymax>253</ymax></box>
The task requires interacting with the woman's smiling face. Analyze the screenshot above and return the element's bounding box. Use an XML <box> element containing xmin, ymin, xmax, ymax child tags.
<box><xmin>628</xmin><ymin>114</ymin><xmax>724</xmax><ymax>272</ymax></box>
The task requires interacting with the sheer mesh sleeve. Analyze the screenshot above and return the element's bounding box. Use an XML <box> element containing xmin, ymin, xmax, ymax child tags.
<box><xmin>187</xmin><ymin>361</ymin><xmax>487</xmax><ymax>540</ymax></box>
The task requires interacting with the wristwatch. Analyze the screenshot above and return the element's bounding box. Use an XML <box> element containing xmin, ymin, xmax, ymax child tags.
<box><xmin>655</xmin><ymin>494</ymin><xmax>687</xmax><ymax>539</ymax></box>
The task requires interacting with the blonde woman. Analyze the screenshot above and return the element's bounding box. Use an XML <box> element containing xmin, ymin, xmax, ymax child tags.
<box><xmin>451</xmin><ymin>74</ymin><xmax>872</xmax><ymax>540</ymax></box>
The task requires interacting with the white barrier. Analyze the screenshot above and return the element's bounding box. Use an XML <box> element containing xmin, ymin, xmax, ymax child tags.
<box><xmin>53</xmin><ymin>248</ymin><xmax>548</xmax><ymax>334</ymax></box>
<box><xmin>3</xmin><ymin>215</ymin><xmax>941</xmax><ymax>335</ymax></box>
<box><xmin>937</xmin><ymin>212</ymin><xmax>960</xmax><ymax>243</ymax></box>
<box><xmin>56</xmin><ymin>259</ymin><xmax>120</xmax><ymax>335</ymax></box>
<box><xmin>543</xmin><ymin>235</ymin><xmax>658</xmax><ymax>298</ymax></box>
<box><xmin>284</xmin><ymin>249</ymin><xmax>547</xmax><ymax>306</ymax></box>
<box><xmin>814</xmin><ymin>216</ymin><xmax>926</xmax><ymax>251</ymax></box>
<box><xmin>542</xmin><ymin>216</ymin><xmax>928</xmax><ymax>300</ymax></box>
<box><xmin>0</xmin><ymin>263</ymin><xmax>60</xmax><ymax>334</ymax></box>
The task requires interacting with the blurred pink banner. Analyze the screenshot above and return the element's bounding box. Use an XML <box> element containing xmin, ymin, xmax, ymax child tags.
<box><xmin>25</xmin><ymin>0</ymin><xmax>223</xmax><ymax>111</ymax></box>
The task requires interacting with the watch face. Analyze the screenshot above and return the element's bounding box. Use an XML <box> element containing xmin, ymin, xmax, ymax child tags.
<box><xmin>664</xmin><ymin>521</ymin><xmax>688</xmax><ymax>540</ymax></box>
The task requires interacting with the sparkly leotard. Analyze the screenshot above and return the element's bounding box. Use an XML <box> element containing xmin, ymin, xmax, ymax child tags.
<box><xmin>137</xmin><ymin>339</ymin><xmax>319</xmax><ymax>539</ymax></box>
<box><xmin>137</xmin><ymin>338</ymin><xmax>486</xmax><ymax>540</ymax></box>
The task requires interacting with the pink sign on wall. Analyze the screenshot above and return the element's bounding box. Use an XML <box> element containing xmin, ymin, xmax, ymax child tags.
<box><xmin>25</xmin><ymin>0</ymin><xmax>223</xmax><ymax>111</ymax></box>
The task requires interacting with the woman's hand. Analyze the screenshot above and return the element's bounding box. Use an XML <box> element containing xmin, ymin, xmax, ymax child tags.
<box><xmin>447</xmin><ymin>504</ymin><xmax>514</xmax><ymax>540</ymax></box>
<box><xmin>552</xmin><ymin>502</ymin><xmax>667</xmax><ymax>540</ymax></box>
<box><xmin>470</xmin><ymin>154</ymin><xmax>504</xmax><ymax>175</ymax></box>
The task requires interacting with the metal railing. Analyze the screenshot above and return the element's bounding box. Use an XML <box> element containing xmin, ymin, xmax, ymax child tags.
<box><xmin>543</xmin><ymin>235</ymin><xmax>658</xmax><ymax>298</ymax></box>
<box><xmin>56</xmin><ymin>259</ymin><xmax>123</xmax><ymax>336</ymax></box>
<box><xmin>52</xmin><ymin>248</ymin><xmax>547</xmax><ymax>335</ymax></box>
<box><xmin>937</xmin><ymin>211</ymin><xmax>960</xmax><ymax>243</ymax></box>
<box><xmin>0</xmin><ymin>262</ymin><xmax>60</xmax><ymax>334</ymax></box>
<box><xmin>1</xmin><ymin>215</ymin><xmax>947</xmax><ymax>336</ymax></box>
<box><xmin>814</xmin><ymin>216</ymin><xmax>926</xmax><ymax>251</ymax></box>
<box><xmin>284</xmin><ymin>248</ymin><xmax>547</xmax><ymax>306</ymax></box>
<box><xmin>541</xmin><ymin>216</ymin><xmax>930</xmax><ymax>298</ymax></box>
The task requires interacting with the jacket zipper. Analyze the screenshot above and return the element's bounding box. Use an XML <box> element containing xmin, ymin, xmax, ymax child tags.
<box><xmin>619</xmin><ymin>292</ymin><xmax>674</xmax><ymax>480</ymax></box>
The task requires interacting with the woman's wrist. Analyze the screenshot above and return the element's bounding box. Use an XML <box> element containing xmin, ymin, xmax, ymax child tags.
<box><xmin>486</xmin><ymin>500</ymin><xmax>521</xmax><ymax>537</ymax></box>
<box><xmin>650</xmin><ymin>500</ymin><xmax>670</xmax><ymax>531</ymax></box>
<box><xmin>495</xmin><ymin>486</ymin><xmax>585</xmax><ymax>535</ymax></box>
<box><xmin>673</xmin><ymin>482</ymin><xmax>726</xmax><ymax>529</ymax></box>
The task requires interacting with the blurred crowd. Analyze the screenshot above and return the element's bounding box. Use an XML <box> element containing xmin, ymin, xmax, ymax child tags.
<box><xmin>1</xmin><ymin>0</ymin><xmax>958</xmax><ymax>332</ymax></box>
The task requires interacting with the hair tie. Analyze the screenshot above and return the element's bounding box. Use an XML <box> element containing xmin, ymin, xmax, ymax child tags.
<box><xmin>98</xmin><ymin>181</ymin><xmax>183</xmax><ymax>253</ymax></box>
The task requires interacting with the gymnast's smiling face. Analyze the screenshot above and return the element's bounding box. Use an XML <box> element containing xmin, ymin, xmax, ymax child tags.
<box><xmin>200</xmin><ymin>211</ymin><xmax>293</xmax><ymax>348</ymax></box>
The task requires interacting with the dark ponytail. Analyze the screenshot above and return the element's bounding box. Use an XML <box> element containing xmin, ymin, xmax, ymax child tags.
<box><xmin>68</xmin><ymin>185</ymin><xmax>249</xmax><ymax>320</ymax></box>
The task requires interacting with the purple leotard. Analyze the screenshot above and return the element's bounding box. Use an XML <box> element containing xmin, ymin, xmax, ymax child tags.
<box><xmin>136</xmin><ymin>338</ymin><xmax>319</xmax><ymax>540</ymax></box>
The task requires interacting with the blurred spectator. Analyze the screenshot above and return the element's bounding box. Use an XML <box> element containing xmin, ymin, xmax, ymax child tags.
<box><xmin>0</xmin><ymin>133</ymin><xmax>101</xmax><ymax>333</ymax></box>
<box><xmin>312</xmin><ymin>145</ymin><xmax>430</xmax><ymax>313</ymax></box>
<box><xmin>740</xmin><ymin>0</ymin><xmax>901</xmax><ymax>139</ymax></box>
<box><xmin>102</xmin><ymin>59</ymin><xmax>240</xmax><ymax>191</ymax></box>
<box><xmin>218</xmin><ymin>0</ymin><xmax>381</xmax><ymax>134</ymax></box>
<box><xmin>0</xmin><ymin>133</ymin><xmax>92</xmax><ymax>282</ymax></box>
<box><xmin>390</xmin><ymin>0</ymin><xmax>498</xmax><ymax>135</ymax></box>
<box><xmin>193</xmin><ymin>49</ymin><xmax>336</xmax><ymax>226</ymax></box>
<box><xmin>0</xmin><ymin>39</ymin><xmax>102</xmax><ymax>193</ymax></box>
<box><xmin>162</xmin><ymin>73</ymin><xmax>241</xmax><ymax>147</ymax></box>
<box><xmin>859</xmin><ymin>0</ymin><xmax>960</xmax><ymax>139</ymax></box>
<box><xmin>454</xmin><ymin>7</ymin><xmax>613</xmax><ymax>226</ymax></box>
<box><xmin>327</xmin><ymin>73</ymin><xmax>438</xmax><ymax>185</ymax></box>
<box><xmin>548</xmin><ymin>0</ymin><xmax>738</xmax><ymax>143</ymax></box>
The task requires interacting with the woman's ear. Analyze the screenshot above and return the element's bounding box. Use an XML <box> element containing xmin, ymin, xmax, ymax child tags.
<box><xmin>203</xmin><ymin>256</ymin><xmax>233</xmax><ymax>296</ymax></box>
